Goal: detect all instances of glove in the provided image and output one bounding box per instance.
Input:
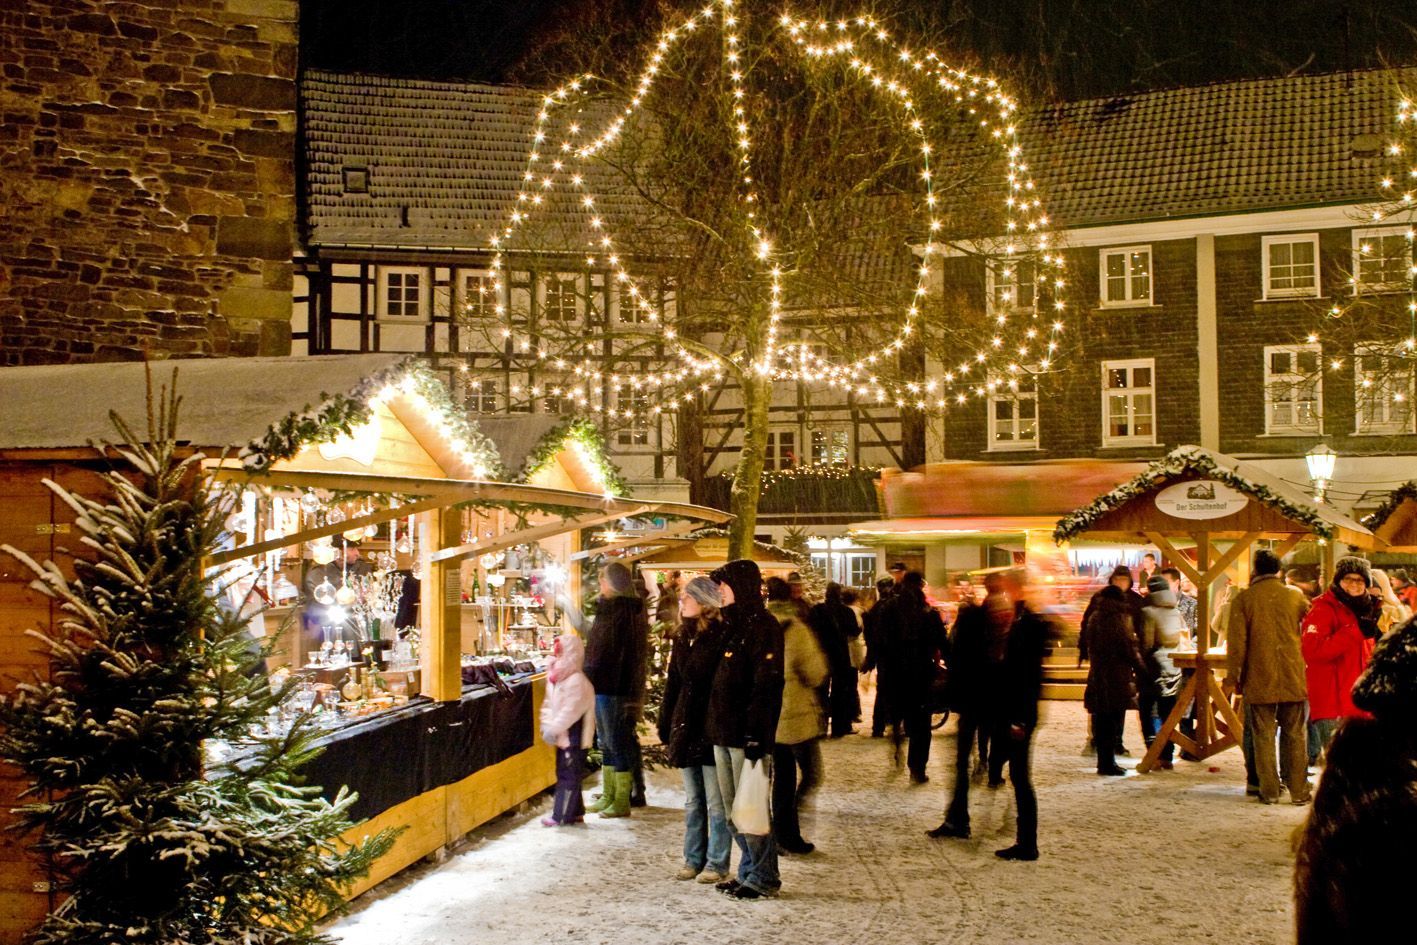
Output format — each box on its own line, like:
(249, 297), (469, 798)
(743, 740), (766, 763)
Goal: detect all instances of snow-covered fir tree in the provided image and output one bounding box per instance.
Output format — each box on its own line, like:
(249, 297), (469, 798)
(0, 376), (394, 945)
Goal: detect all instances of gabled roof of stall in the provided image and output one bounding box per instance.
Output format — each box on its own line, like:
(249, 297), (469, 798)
(1362, 482), (1417, 549)
(1053, 445), (1373, 544)
(473, 415), (628, 496)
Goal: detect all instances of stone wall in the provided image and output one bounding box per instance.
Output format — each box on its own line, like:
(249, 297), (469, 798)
(0, 0), (298, 364)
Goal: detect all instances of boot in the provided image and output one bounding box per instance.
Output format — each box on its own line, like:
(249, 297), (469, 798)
(585, 768), (617, 813)
(599, 769), (633, 818)
(630, 764), (647, 808)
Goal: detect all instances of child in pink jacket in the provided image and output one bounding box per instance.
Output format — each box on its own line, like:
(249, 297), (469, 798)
(540, 633), (597, 826)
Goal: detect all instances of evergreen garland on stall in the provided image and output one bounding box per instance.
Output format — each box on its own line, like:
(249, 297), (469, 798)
(517, 417), (629, 496)
(1362, 480), (1417, 530)
(0, 380), (394, 945)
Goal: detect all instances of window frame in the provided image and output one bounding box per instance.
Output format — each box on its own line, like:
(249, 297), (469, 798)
(809, 427), (851, 465)
(1263, 343), (1323, 436)
(615, 388), (650, 446)
(1100, 358), (1158, 447)
(1098, 245), (1154, 308)
(1261, 233), (1321, 299)
(986, 259), (1037, 315)
(764, 428), (799, 471)
(466, 377), (499, 413)
(614, 282), (655, 325)
(376, 266), (428, 322)
(986, 372), (1040, 452)
(539, 272), (583, 323)
(458, 270), (501, 320)
(1351, 226), (1413, 294)
(1354, 342), (1416, 435)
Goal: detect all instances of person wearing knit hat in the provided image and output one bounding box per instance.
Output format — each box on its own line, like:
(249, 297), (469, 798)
(1300, 556), (1380, 770)
(658, 574), (731, 883)
(1295, 615), (1417, 945)
(580, 561), (650, 818)
(1077, 564), (1145, 757)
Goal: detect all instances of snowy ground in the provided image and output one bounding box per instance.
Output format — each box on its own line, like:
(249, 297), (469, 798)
(327, 699), (1306, 945)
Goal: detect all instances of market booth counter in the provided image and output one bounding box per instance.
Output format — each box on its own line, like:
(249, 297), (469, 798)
(0, 355), (730, 936)
(1054, 445), (1379, 774)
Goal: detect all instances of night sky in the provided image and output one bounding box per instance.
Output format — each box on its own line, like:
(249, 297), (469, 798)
(300, 0), (1416, 100)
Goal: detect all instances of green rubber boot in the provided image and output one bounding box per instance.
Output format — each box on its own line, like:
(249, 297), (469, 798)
(599, 769), (634, 818)
(586, 767), (617, 813)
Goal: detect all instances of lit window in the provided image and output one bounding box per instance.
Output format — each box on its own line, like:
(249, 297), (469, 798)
(1099, 246), (1152, 306)
(1262, 235), (1320, 298)
(989, 260), (1036, 313)
(987, 373), (1039, 450)
(810, 429), (850, 464)
(461, 272), (498, 318)
(467, 378), (499, 413)
(764, 430), (798, 471)
(1352, 227), (1413, 293)
(618, 286), (652, 324)
(541, 274), (581, 321)
(1355, 343), (1415, 435)
(1264, 345), (1321, 435)
(845, 552), (876, 587)
(379, 267), (424, 319)
(1101, 359), (1156, 446)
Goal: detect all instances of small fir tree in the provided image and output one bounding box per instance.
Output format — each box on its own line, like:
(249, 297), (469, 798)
(0, 377), (394, 945)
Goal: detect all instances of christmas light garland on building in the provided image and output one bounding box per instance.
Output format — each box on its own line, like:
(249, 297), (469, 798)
(465, 2), (1068, 419)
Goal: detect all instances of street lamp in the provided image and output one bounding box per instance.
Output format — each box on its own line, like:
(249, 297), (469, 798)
(1306, 443), (1337, 504)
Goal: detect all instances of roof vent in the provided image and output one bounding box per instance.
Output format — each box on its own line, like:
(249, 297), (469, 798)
(342, 165), (369, 193)
(1350, 133), (1384, 159)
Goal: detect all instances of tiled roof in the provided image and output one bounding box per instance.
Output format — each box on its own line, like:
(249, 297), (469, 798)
(302, 70), (650, 250)
(1019, 67), (1416, 229)
(302, 67), (1416, 249)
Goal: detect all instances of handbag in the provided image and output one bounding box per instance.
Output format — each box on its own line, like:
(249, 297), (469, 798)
(731, 758), (772, 836)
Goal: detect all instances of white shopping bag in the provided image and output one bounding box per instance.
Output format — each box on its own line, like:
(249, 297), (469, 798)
(731, 758), (771, 836)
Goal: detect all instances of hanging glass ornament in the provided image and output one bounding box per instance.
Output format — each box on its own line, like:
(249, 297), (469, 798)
(342, 526), (367, 543)
(300, 490), (322, 514)
(326, 506), (346, 525)
(335, 584), (358, 606)
(396, 534), (413, 554)
(363, 524), (379, 540)
(313, 579), (337, 606)
(311, 541), (337, 566)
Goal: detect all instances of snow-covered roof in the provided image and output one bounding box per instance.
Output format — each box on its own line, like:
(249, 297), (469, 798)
(0, 355), (407, 451)
(1053, 445), (1373, 543)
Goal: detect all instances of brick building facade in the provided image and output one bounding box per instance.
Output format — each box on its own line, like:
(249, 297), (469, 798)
(0, 0), (299, 365)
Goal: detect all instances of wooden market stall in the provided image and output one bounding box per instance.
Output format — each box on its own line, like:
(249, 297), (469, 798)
(1364, 481), (1417, 551)
(0, 355), (729, 940)
(1053, 446), (1378, 774)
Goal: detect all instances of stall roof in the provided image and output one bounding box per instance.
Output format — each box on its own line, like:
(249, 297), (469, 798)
(878, 459), (1148, 520)
(0, 355), (407, 453)
(1362, 482), (1417, 550)
(1053, 445), (1374, 545)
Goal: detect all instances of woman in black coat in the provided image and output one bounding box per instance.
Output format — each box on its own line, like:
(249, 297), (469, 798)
(873, 571), (947, 782)
(658, 576), (731, 883)
(1080, 584), (1146, 776)
(809, 582), (861, 738)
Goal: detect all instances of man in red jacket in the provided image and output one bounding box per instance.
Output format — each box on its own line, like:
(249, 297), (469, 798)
(1301, 556), (1379, 766)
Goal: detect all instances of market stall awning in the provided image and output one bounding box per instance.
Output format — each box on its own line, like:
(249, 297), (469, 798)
(878, 459), (1149, 519)
(849, 516), (1063, 545)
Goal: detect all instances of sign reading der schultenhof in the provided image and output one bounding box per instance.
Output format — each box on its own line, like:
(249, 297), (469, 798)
(1153, 480), (1250, 520)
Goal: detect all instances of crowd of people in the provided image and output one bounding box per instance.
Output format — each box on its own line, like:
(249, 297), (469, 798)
(537, 551), (1417, 931)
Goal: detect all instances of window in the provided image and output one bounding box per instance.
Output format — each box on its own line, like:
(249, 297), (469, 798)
(541, 274), (580, 321)
(764, 430), (798, 471)
(616, 388), (649, 445)
(460, 272), (499, 318)
(987, 373), (1039, 450)
(617, 285), (652, 324)
(810, 428), (849, 465)
(1355, 343), (1415, 435)
(542, 388), (570, 414)
(466, 378), (499, 413)
(1101, 359), (1156, 446)
(1264, 344), (1321, 435)
(378, 267), (425, 319)
(1262, 234), (1320, 298)
(1353, 227), (1413, 292)
(1099, 246), (1153, 306)
(845, 552), (876, 587)
(988, 260), (1036, 313)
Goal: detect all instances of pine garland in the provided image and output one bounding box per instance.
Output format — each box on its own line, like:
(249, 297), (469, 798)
(1361, 480), (1417, 530)
(1053, 445), (1335, 543)
(517, 417), (629, 496)
(0, 376), (395, 945)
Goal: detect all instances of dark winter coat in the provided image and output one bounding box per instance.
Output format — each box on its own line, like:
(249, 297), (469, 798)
(808, 599), (860, 725)
(947, 598), (1009, 715)
(999, 604), (1053, 729)
(657, 616), (727, 769)
(873, 589), (947, 717)
(1080, 585), (1145, 715)
(1139, 586), (1184, 699)
(583, 593), (650, 699)
(705, 560), (785, 751)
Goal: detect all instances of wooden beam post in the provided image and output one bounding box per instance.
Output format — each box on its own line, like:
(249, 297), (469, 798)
(420, 508), (464, 702)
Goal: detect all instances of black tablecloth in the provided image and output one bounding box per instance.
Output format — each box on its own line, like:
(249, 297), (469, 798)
(304, 676), (536, 821)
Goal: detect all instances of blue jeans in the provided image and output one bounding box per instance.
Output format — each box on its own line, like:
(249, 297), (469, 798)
(595, 695), (635, 769)
(1308, 717), (1339, 767)
(713, 745), (781, 895)
(681, 765), (731, 874)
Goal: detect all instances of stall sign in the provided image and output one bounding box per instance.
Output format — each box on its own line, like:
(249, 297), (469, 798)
(1154, 480), (1249, 520)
